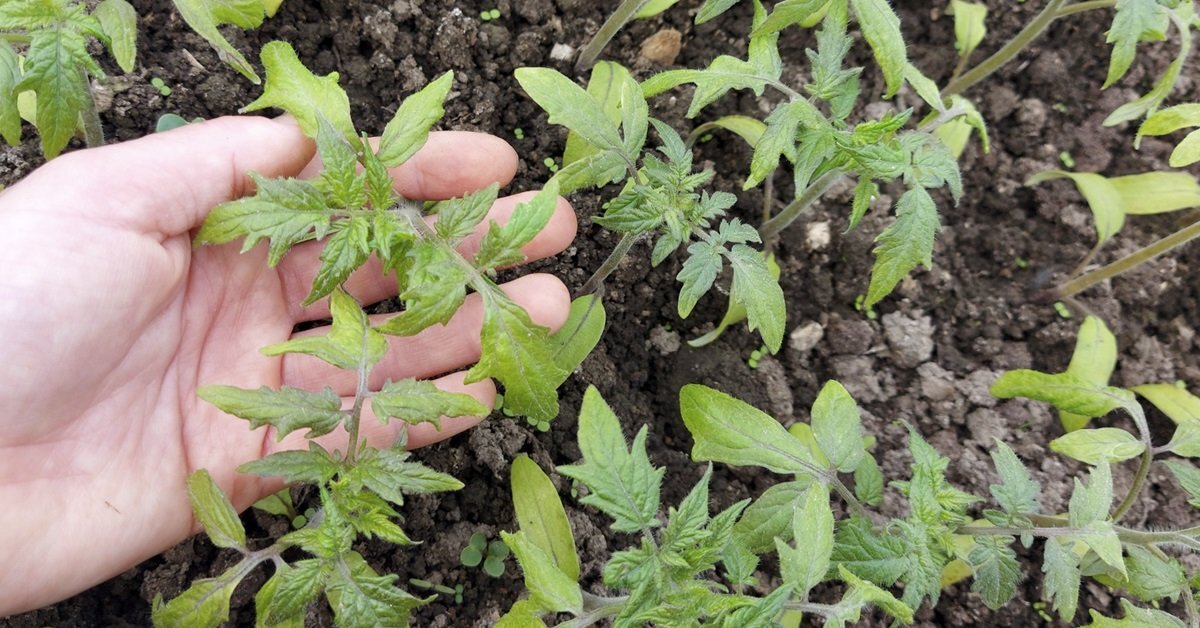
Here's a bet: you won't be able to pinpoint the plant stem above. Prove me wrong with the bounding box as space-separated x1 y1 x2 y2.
942 0 1070 98
575 0 652 71
579 231 640 297
81 70 105 148
1 33 31 45
1110 408 1154 523
1053 216 1200 300
782 602 842 616
343 332 372 463
560 594 629 627
1056 0 1116 17
757 170 844 242
1185 585 1200 628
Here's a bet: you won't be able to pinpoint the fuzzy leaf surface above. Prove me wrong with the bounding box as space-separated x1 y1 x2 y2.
679 384 819 474
377 70 452 166
865 186 938 307
151 565 244 628
726 244 786 353
968 535 1020 609
502 530 584 614
512 455 580 581
262 289 387 370
187 470 247 550
811 380 864 472
370 378 489 429
198 384 344 440
849 0 907 96
474 184 559 272
991 370 1134 418
242 41 354 139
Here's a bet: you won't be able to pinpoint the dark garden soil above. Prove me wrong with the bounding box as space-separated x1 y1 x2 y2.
5 0 1200 626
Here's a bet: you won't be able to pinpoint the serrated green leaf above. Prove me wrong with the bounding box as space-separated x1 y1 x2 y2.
242 41 354 139
374 70 452 166
262 560 325 625
811 380 864 472
847 177 879 231
306 217 371 305
1164 459 1200 508
238 446 340 484
0 42 20 146
502 530 584 615
754 0 829 35
1050 427 1145 465
1027 171 1125 245
325 560 428 628
968 535 1020 609
732 479 812 553
776 486 833 596
832 516 909 585
350 448 462 506
18 24 94 158
370 378 489 429
93 0 137 73
517 67 626 158
1043 537 1081 622
991 370 1134 418
263 288 387 370
558 386 663 532
152 564 245 628
696 0 744 24
466 288 566 423
948 0 987 59
865 186 938 307
475 183 559 272
255 564 306 628
195 174 338 266
564 61 630 167
1069 461 1113 527
434 184 499 242
312 115 364 208
679 384 820 474
1086 598 1187 627
187 469 247 550
688 254 780 348
849 0 907 97
1107 545 1187 602
854 453 884 506
677 241 723 318
726 244 786 353
512 455 580 581
745 101 807 189
1109 172 1200 215
1104 0 1167 88
988 440 1040 517
199 384 344 440
836 564 915 625
377 241 469 336
1081 520 1126 577
172 0 264 83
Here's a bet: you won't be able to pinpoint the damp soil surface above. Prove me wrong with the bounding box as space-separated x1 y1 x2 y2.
6 0 1200 626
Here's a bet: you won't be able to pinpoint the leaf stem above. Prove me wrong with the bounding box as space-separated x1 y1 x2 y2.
1110 405 1154 523
81 70 105 148
1055 0 1116 18
1052 216 1200 301
1185 584 1200 628
559 593 629 627
782 601 842 616
575 0 652 72
757 170 844 242
579 232 640 297
343 321 373 463
941 0 1070 98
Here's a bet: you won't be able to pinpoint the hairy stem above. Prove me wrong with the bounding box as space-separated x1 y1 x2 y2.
757 170 844 242
559 594 629 627
1056 0 1117 17
1053 217 1200 300
782 601 842 616
575 0 652 71
579 232 640 297
1185 585 1200 628
942 0 1070 98
81 70 105 148
343 327 373 463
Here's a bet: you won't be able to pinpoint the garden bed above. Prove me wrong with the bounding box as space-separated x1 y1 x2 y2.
5 0 1200 625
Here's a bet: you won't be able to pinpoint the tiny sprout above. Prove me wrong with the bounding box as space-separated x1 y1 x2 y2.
483 539 510 577
543 156 559 173
1014 256 1029 269
1052 102 1069 114
460 531 488 567
150 77 172 97
1058 151 1075 168
514 127 525 140
480 8 501 21
1053 301 1072 318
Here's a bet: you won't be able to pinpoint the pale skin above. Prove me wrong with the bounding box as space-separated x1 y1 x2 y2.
0 116 577 615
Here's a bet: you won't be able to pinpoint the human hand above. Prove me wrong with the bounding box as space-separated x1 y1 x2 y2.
0 116 576 615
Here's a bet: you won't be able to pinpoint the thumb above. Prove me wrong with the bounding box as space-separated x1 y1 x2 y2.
12 115 314 236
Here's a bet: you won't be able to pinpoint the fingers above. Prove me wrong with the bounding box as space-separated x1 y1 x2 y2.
16 116 315 236
280 273 571 394
296 131 519 200
279 192 577 320
265 372 495 459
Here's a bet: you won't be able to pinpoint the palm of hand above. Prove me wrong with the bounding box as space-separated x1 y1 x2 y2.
0 117 574 615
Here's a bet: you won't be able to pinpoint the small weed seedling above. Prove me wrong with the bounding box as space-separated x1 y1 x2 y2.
461 531 511 578
503 374 1200 626
152 41 595 626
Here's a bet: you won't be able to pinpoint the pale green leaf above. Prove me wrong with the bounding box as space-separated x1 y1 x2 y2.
1132 382 1200 424
263 288 387 370
187 469 247 550
831 516 909 585
502 530 584 615
242 41 354 139
726 244 786 353
516 67 625 156
776 486 833 596
255 564 307 628
991 370 1134 418
691 115 766 148
370 378 489 429
1166 420 1200 457
1163 459 1200 508
1026 171 1124 245
1081 520 1126 578
836 564 915 625
854 453 884 506
238 446 340 484
905 62 945 113
474 183 559 272
1069 461 1113 527
1138 103 1200 136
252 489 293 517
810 380 864 472
1103 42 1185 126
849 0 907 97
264 0 284 17
865 186 939 308
466 288 567 423
0 42 22 146
1110 172 1200 215
635 0 679 18
679 384 820 475
988 440 1040 516
198 384 344 440
377 241 469 336
677 241 723 318
151 564 246 628
1043 537 1081 622
434 184 499 243
688 254 780 348
557 386 663 532
548 295 607 380
171 0 264 83
376 71 452 167
754 0 829 35
194 174 337 266
564 61 630 166
93 0 137 73
497 599 549 628
732 479 812 553
1060 315 1119 431
968 535 1020 609
306 217 371 305
512 455 580 581
948 0 987 59
1086 599 1186 628
1169 130 1200 167
1103 0 1167 88
696 0 743 24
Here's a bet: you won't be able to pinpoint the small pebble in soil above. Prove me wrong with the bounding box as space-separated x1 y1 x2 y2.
646 325 681 355
882 311 935 368
640 29 682 66
550 43 574 61
805 220 831 251
788 321 824 354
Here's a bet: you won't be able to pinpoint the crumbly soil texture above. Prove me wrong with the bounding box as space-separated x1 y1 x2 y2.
6 0 1200 626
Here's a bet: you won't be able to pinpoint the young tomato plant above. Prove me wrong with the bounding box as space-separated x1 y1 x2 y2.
0 0 137 157
152 41 588 626
506 377 1200 626
171 0 285 84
